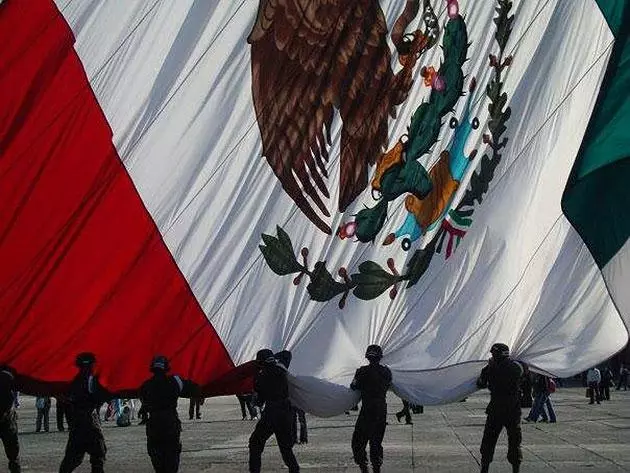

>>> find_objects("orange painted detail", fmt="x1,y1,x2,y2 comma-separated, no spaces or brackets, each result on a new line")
371,141,405,191
422,66,437,87
404,151,459,230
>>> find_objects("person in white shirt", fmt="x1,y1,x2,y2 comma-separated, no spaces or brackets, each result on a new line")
586,367,601,405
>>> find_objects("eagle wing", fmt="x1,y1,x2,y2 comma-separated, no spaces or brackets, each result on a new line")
248,0,397,234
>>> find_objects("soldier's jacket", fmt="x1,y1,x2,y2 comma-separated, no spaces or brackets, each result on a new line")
477,357,523,414
140,374,197,413
0,370,18,442
140,373,198,453
254,363,290,408
351,363,392,409
0,370,16,420
66,373,110,430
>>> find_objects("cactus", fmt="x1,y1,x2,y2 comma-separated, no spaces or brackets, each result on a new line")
355,15,469,243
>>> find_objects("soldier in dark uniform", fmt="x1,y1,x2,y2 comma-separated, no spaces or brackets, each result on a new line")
248,349,300,473
476,343,523,473
350,344,392,473
0,366,21,473
59,352,111,473
140,355,198,473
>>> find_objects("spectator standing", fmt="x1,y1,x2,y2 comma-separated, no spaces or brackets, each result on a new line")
293,408,308,445
540,377,556,423
124,399,137,420
586,367,601,404
56,397,68,432
103,399,121,422
188,397,203,420
600,366,613,400
616,365,628,391
520,365,533,409
35,396,51,432
524,375,556,423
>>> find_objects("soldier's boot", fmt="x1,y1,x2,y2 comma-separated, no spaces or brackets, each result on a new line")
358,464,369,473
511,464,520,473
8,461,21,473
373,465,381,473
480,461,490,473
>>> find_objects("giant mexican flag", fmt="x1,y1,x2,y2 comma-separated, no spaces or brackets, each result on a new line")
1,0,628,409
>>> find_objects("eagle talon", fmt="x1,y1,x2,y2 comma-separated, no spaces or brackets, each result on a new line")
397,30,428,66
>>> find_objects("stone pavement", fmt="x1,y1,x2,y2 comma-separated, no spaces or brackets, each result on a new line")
11,386,630,472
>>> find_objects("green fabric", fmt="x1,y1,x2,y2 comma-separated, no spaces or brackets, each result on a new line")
562,1,630,268
596,0,627,36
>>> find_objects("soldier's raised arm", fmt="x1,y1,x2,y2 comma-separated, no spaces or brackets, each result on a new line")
476,364,490,389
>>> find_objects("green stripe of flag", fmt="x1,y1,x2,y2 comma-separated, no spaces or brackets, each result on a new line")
596,0,627,36
562,0,630,268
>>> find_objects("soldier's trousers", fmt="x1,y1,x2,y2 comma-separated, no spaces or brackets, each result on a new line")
352,406,386,470
56,402,67,431
480,410,522,468
0,410,21,473
248,404,299,473
146,412,182,473
59,425,106,473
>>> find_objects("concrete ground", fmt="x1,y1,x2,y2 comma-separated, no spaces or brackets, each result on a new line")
10,386,630,472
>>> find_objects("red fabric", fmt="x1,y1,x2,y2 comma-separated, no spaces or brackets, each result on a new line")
0,0,244,393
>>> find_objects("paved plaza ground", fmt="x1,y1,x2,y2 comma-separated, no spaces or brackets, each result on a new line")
11,386,630,472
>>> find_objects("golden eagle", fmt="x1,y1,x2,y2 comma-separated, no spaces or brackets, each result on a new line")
248,0,438,233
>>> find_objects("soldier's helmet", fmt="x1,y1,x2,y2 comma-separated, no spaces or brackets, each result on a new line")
490,343,510,358
0,365,15,378
365,344,383,361
75,352,96,368
255,349,274,363
150,355,170,373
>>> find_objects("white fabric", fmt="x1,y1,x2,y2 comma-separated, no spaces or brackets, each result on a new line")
603,237,630,329
173,375,184,393
55,0,630,412
288,374,360,418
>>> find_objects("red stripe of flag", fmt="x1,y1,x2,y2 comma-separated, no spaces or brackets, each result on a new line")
0,0,240,392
